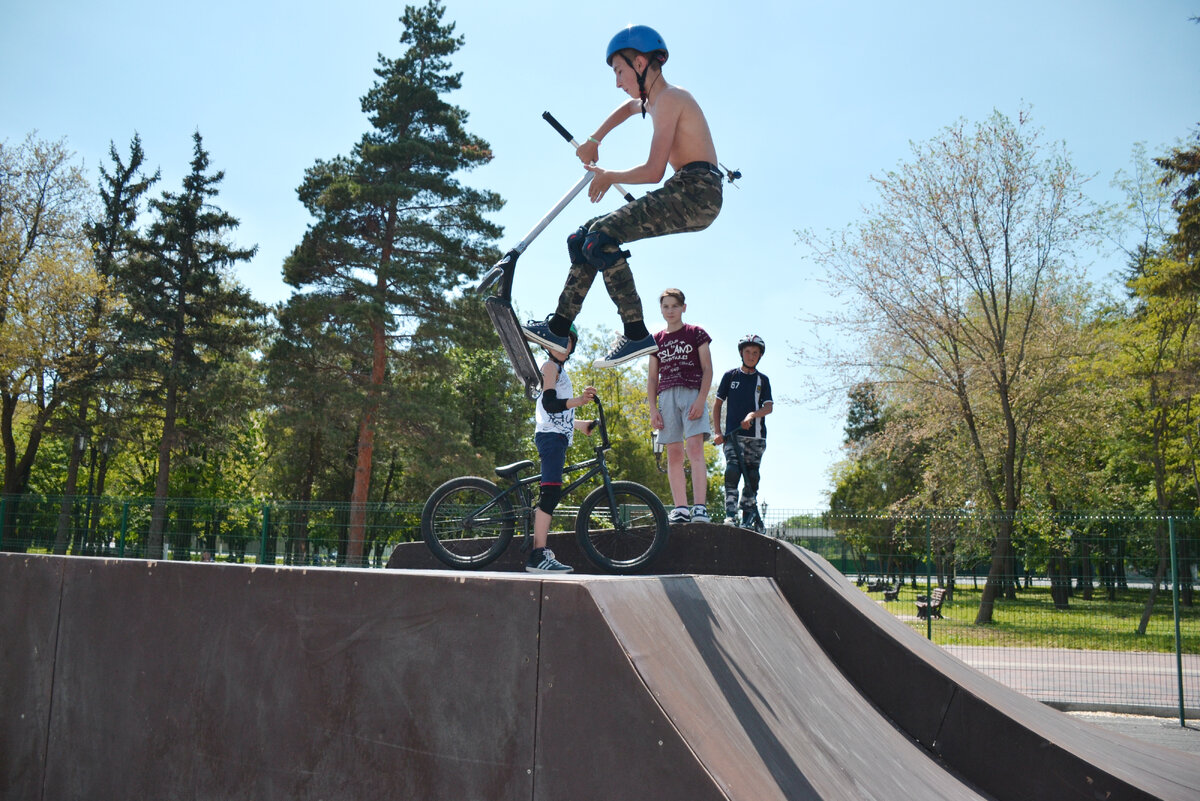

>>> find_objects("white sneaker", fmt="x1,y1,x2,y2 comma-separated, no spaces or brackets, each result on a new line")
667,506,691,524
723,516,738,526
691,504,710,523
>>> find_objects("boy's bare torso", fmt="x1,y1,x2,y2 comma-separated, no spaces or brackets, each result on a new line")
649,85,718,170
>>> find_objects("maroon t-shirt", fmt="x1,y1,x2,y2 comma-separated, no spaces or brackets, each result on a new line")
653,323,712,393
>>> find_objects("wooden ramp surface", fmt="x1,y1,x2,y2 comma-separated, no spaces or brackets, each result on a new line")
4,527,1199,800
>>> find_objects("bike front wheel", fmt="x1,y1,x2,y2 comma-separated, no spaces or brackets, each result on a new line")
575,481,669,573
422,476,517,569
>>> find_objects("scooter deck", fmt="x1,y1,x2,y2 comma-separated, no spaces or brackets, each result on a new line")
485,296,541,399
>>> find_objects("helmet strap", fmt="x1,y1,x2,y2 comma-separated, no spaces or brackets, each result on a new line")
620,53,651,118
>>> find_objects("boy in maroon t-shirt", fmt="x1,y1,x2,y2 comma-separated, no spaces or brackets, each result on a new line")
647,288,713,523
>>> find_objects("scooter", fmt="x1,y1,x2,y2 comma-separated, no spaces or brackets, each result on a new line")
476,112,632,398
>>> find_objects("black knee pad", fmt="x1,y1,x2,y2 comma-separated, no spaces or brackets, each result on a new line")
582,230,630,271
537,484,563,516
566,225,588,264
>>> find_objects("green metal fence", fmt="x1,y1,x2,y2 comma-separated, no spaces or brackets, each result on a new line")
775,510,1198,719
0,494,424,568
4,495,1196,717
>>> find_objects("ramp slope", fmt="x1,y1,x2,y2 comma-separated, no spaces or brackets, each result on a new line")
552,575,990,800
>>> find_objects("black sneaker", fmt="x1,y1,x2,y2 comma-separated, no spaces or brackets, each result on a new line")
522,317,569,355
593,334,656,368
526,547,573,573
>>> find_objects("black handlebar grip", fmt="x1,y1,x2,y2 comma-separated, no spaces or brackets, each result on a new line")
542,111,575,143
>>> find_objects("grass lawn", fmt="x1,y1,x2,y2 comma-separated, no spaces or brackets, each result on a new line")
868,583,1199,653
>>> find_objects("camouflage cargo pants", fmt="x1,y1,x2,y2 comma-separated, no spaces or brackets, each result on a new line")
723,436,766,518
554,166,723,324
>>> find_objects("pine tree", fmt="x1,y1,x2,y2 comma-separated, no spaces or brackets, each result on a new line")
283,1,502,565
117,131,263,558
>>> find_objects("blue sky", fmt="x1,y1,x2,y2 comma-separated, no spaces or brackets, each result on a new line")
3,1,1198,511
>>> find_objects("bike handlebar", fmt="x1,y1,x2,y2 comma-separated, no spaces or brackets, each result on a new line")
592,396,610,451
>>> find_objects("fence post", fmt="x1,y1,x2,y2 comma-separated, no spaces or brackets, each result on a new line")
118,501,130,558
1168,517,1185,727
925,513,934,640
260,504,270,566
0,496,5,550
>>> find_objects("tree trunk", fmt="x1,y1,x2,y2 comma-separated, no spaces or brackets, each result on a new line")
975,516,1014,625
1137,551,1168,636
52,435,86,555
147,379,179,560
1048,555,1071,610
346,319,387,567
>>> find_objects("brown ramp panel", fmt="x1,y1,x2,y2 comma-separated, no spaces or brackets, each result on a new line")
540,574,991,801
18,556,544,801
0,554,63,797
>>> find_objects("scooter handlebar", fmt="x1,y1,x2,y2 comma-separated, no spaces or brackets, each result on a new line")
542,111,635,204
542,111,574,143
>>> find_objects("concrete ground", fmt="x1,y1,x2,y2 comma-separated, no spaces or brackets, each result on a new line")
1068,712,1200,757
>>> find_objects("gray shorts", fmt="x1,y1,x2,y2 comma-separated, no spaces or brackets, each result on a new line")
657,386,711,444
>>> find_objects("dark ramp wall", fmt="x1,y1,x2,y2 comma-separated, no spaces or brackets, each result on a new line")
0,554,724,801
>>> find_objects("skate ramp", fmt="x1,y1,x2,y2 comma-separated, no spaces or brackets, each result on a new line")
3,553,982,801
5,527,1199,800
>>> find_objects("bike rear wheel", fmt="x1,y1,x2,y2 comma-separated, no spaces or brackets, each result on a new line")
575,481,669,573
422,476,517,569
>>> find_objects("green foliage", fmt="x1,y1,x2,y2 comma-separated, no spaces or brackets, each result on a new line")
116,131,263,401
1155,125,1200,267
112,131,263,553
0,133,103,497
277,2,504,562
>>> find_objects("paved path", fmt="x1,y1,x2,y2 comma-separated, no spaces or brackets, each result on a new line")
943,645,1200,714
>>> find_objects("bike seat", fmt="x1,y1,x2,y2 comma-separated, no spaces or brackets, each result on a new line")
494,460,535,481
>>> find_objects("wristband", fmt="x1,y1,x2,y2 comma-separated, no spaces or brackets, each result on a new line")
588,136,601,145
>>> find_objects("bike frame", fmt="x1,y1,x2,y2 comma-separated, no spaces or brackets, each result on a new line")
457,398,620,549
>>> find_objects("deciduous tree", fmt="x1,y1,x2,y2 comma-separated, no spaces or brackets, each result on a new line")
802,110,1098,623
0,134,105,551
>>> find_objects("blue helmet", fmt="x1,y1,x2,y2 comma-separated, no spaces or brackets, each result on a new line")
606,25,668,66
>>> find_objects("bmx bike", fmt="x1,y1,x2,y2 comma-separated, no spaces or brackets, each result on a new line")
421,397,670,573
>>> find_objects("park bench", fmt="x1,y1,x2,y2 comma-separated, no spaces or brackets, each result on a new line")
915,587,946,619
883,582,901,602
